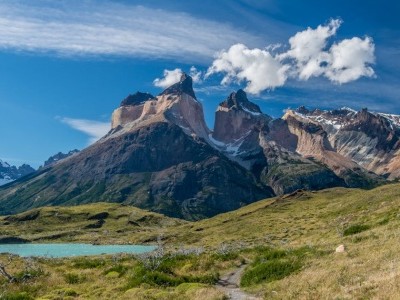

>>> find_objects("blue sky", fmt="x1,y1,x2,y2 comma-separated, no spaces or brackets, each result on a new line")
0,0,399,168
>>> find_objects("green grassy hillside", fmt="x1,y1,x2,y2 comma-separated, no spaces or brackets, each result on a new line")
1,183,400,299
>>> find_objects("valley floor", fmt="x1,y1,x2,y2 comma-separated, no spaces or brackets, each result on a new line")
1,183,400,299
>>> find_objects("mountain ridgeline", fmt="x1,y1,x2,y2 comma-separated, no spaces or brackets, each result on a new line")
0,160,35,186
0,74,397,220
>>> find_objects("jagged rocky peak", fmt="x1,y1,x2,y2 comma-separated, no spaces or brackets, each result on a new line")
120,92,154,106
43,149,80,167
0,160,35,186
212,89,269,144
160,73,197,99
295,105,310,115
111,73,209,141
218,89,262,115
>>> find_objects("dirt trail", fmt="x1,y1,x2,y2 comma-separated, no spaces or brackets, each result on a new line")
216,265,262,300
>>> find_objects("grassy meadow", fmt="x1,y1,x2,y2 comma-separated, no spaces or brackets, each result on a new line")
1,183,400,299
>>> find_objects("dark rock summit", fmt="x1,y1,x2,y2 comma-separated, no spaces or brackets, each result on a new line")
120,92,154,106
220,89,262,114
160,73,197,100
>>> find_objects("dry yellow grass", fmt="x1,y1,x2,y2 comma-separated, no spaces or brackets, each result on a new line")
1,183,400,299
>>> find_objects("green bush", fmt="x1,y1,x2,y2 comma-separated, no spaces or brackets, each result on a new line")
64,273,86,284
240,246,317,287
2,292,33,300
126,264,218,289
103,264,129,277
241,259,301,287
14,268,44,282
343,224,370,236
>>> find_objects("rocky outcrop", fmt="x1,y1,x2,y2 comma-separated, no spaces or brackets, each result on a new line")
289,107,399,180
211,91,346,194
282,109,382,187
213,89,268,143
111,74,210,141
120,92,154,106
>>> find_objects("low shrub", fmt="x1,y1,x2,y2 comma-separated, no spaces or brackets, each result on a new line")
240,246,317,287
2,292,33,300
103,264,129,277
126,264,218,289
241,259,301,287
64,273,86,284
343,224,370,236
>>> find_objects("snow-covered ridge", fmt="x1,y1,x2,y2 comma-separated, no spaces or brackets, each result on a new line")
293,107,360,130
294,107,400,131
209,131,251,156
240,104,262,116
293,110,350,130
378,113,400,129
0,159,10,168
0,159,35,186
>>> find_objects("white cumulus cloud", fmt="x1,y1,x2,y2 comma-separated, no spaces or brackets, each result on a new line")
153,68,183,88
325,37,375,84
189,66,203,84
207,19,376,94
154,67,203,88
61,118,110,144
206,44,289,94
283,19,341,80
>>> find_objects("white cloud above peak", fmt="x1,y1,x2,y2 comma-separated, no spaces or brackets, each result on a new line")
206,44,289,94
60,118,110,145
153,69,183,88
207,19,376,94
153,67,203,88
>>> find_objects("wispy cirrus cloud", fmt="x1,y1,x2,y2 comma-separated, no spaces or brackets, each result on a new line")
60,117,109,144
0,1,262,62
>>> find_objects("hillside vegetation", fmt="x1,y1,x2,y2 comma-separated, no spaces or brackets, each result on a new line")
1,183,400,299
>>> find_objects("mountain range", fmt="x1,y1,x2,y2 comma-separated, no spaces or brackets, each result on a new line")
0,160,35,186
0,74,398,220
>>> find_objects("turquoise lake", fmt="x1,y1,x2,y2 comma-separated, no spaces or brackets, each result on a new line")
0,243,156,258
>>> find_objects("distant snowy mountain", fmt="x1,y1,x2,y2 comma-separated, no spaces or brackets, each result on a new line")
0,159,35,186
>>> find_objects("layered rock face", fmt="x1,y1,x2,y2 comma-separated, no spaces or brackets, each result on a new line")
111,92,154,129
287,107,400,180
211,90,271,171
211,90,345,194
110,74,210,141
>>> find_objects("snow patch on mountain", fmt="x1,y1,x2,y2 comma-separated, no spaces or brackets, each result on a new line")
378,113,400,129
209,131,251,156
240,104,261,116
0,159,10,168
